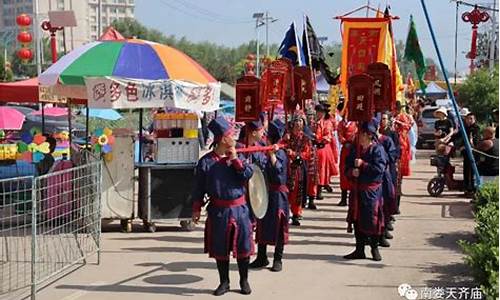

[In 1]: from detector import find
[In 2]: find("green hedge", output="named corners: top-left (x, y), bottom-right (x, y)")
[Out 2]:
top-left (459, 182), bottom-right (499, 300)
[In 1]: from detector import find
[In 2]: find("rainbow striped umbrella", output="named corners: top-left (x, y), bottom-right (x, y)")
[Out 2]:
top-left (39, 39), bottom-right (216, 86)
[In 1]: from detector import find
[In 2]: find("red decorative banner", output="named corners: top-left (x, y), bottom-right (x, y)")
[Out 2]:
top-left (346, 28), bottom-right (381, 80)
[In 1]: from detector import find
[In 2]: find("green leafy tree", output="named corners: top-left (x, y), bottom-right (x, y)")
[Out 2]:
top-left (458, 67), bottom-right (499, 122)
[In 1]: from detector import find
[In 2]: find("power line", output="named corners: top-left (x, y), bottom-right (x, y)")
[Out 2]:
top-left (171, 0), bottom-right (250, 22)
top-left (158, 0), bottom-right (253, 24)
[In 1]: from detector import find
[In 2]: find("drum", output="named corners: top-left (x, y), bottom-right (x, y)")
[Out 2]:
top-left (248, 164), bottom-right (269, 219)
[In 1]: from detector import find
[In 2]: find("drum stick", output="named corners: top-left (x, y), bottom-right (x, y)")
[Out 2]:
top-left (236, 144), bottom-right (285, 154)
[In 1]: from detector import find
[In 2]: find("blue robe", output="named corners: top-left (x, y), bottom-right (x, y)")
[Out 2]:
top-left (378, 135), bottom-right (398, 222)
top-left (191, 152), bottom-right (254, 260)
top-left (346, 142), bottom-right (387, 236)
top-left (256, 149), bottom-right (289, 245)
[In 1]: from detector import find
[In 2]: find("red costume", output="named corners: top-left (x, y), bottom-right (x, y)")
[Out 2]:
top-left (394, 113), bottom-right (413, 177)
top-left (330, 118), bottom-right (340, 176)
top-left (315, 117), bottom-right (337, 186)
top-left (286, 131), bottom-right (311, 217)
top-left (338, 120), bottom-right (358, 191)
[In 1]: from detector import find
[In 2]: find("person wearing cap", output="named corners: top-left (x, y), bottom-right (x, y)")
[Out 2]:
top-left (314, 103), bottom-right (337, 201)
top-left (191, 116), bottom-right (255, 296)
top-left (250, 119), bottom-right (289, 272)
top-left (284, 111), bottom-right (312, 226)
top-left (344, 120), bottom-right (388, 261)
top-left (377, 116), bottom-right (399, 247)
top-left (303, 113), bottom-right (320, 210)
top-left (337, 102), bottom-right (358, 207)
top-left (379, 112), bottom-right (401, 216)
top-left (236, 119), bottom-right (268, 171)
top-left (433, 106), bottom-right (455, 144)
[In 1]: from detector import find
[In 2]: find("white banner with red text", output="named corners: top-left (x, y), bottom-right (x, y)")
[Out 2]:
top-left (84, 77), bottom-right (221, 111)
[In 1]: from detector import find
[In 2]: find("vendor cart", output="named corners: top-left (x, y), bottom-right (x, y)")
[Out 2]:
top-left (136, 111), bottom-right (199, 232)
top-left (137, 162), bottom-right (196, 232)
top-left (100, 132), bottom-right (136, 232)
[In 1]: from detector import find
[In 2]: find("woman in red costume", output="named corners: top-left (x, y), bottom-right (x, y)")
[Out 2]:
top-left (314, 104), bottom-right (337, 200)
top-left (284, 112), bottom-right (311, 226)
top-left (393, 101), bottom-right (413, 177)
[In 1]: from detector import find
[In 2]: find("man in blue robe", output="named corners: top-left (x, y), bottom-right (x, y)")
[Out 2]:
top-left (250, 119), bottom-right (289, 272)
top-left (344, 120), bottom-right (387, 261)
top-left (378, 125), bottom-right (398, 248)
top-left (191, 117), bottom-right (254, 296)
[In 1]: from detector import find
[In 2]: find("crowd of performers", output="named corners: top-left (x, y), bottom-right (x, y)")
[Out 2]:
top-left (190, 100), bottom-right (414, 296)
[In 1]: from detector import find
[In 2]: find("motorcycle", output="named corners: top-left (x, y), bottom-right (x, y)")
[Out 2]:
top-left (427, 145), bottom-right (464, 197)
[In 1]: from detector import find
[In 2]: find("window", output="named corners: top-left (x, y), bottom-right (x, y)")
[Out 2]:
top-left (91, 25), bottom-right (97, 32)
top-left (118, 7), bottom-right (125, 13)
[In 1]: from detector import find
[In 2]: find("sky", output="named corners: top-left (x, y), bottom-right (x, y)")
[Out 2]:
top-left (135, 0), bottom-right (498, 74)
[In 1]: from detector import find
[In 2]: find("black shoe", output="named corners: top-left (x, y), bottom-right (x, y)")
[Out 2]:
top-left (239, 280), bottom-right (252, 295)
top-left (337, 199), bottom-right (347, 206)
top-left (385, 231), bottom-right (393, 239)
top-left (343, 249), bottom-right (366, 260)
top-left (297, 215), bottom-right (303, 220)
top-left (291, 216), bottom-right (301, 226)
top-left (249, 257), bottom-right (269, 269)
top-left (308, 203), bottom-right (317, 210)
top-left (394, 208), bottom-right (401, 215)
top-left (316, 190), bottom-right (324, 200)
top-left (324, 185), bottom-right (333, 193)
top-left (371, 248), bottom-right (382, 261)
top-left (213, 282), bottom-right (230, 296)
top-left (390, 215), bottom-right (395, 222)
top-left (379, 237), bottom-right (391, 247)
top-left (386, 222), bottom-right (394, 231)
top-left (270, 260), bottom-right (282, 272)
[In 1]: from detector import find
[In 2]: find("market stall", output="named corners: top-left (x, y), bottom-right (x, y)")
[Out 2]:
top-left (38, 38), bottom-right (221, 232)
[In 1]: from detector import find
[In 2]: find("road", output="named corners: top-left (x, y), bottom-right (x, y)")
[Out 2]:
top-left (31, 154), bottom-right (477, 300)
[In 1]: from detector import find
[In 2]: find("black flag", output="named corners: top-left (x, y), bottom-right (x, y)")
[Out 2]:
top-left (302, 15), bottom-right (338, 84)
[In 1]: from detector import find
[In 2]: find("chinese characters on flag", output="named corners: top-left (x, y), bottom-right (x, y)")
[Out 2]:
top-left (347, 28), bottom-right (381, 79)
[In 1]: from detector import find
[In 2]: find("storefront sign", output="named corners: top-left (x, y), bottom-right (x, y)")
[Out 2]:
top-left (84, 77), bottom-right (221, 111)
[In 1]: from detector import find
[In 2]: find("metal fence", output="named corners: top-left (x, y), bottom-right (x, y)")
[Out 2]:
top-left (0, 160), bottom-right (102, 300)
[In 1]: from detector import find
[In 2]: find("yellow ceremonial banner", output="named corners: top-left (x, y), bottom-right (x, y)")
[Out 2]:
top-left (340, 18), bottom-right (402, 112)
top-left (327, 85), bottom-right (340, 116)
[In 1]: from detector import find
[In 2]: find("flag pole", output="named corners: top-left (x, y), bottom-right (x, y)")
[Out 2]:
top-left (419, 0), bottom-right (482, 188)
top-left (303, 15), bottom-right (317, 102)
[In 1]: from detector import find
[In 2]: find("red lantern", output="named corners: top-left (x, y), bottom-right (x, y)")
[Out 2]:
top-left (347, 74), bottom-right (375, 122)
top-left (17, 48), bottom-right (33, 62)
top-left (293, 66), bottom-right (314, 103)
top-left (17, 31), bottom-right (32, 45)
top-left (261, 58), bottom-right (292, 110)
top-left (16, 14), bottom-right (32, 27)
top-left (367, 62), bottom-right (393, 112)
top-left (235, 75), bottom-right (261, 122)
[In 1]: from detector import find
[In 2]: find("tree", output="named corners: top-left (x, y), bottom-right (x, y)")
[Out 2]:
top-left (457, 66), bottom-right (499, 122)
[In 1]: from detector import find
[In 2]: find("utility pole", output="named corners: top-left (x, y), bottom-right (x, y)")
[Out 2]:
top-left (489, 0), bottom-right (497, 70)
top-left (263, 11), bottom-right (277, 57)
top-left (253, 11), bottom-right (277, 76)
top-left (252, 13), bottom-right (264, 76)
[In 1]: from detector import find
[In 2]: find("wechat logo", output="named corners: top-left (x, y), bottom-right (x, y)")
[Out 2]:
top-left (398, 283), bottom-right (419, 300)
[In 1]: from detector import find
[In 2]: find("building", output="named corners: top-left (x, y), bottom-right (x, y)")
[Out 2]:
top-left (0, 0), bottom-right (135, 52)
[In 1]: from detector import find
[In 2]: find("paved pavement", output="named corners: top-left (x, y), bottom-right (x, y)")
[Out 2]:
top-left (31, 154), bottom-right (477, 300)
